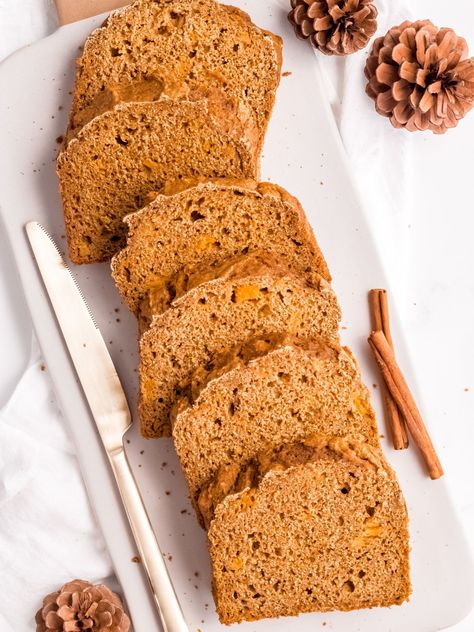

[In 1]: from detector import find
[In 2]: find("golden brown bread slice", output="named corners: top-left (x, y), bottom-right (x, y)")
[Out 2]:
top-left (57, 91), bottom-right (259, 264)
top-left (139, 261), bottom-right (341, 438)
top-left (172, 334), bottom-right (380, 511)
top-left (67, 0), bottom-right (282, 145)
top-left (111, 180), bottom-right (331, 327)
top-left (206, 434), bottom-right (411, 623)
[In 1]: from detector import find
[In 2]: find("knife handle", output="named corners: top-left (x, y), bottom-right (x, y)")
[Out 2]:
top-left (108, 449), bottom-right (189, 632)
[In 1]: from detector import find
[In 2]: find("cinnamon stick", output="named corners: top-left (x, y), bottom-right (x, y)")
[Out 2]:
top-left (368, 330), bottom-right (443, 480)
top-left (368, 289), bottom-right (408, 449)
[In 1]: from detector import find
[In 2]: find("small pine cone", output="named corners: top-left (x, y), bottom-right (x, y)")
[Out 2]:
top-left (365, 20), bottom-right (474, 133)
top-left (288, 0), bottom-right (378, 56)
top-left (35, 580), bottom-right (130, 632)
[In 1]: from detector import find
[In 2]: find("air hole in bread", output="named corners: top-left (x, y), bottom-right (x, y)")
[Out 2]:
top-left (343, 580), bottom-right (355, 593)
top-left (190, 210), bottom-right (205, 221)
top-left (340, 486), bottom-right (350, 494)
top-left (115, 135), bottom-right (128, 146)
top-left (358, 570), bottom-right (366, 578)
top-left (110, 47), bottom-right (121, 57)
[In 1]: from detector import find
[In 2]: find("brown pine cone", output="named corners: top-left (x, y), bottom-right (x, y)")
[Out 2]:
top-left (35, 580), bottom-right (130, 632)
top-left (365, 20), bottom-right (474, 133)
top-left (288, 0), bottom-right (378, 56)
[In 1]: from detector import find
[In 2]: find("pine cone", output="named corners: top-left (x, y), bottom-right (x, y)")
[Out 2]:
top-left (35, 580), bottom-right (130, 632)
top-left (365, 20), bottom-right (474, 133)
top-left (288, 0), bottom-right (378, 56)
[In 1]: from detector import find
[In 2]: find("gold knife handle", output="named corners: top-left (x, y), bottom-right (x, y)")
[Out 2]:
top-left (109, 449), bottom-right (189, 632)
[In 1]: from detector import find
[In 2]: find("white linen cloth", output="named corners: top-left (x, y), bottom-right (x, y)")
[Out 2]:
top-left (0, 338), bottom-right (114, 632)
top-left (0, 1), bottom-right (472, 631)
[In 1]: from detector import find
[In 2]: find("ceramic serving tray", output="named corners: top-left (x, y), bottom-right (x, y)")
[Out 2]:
top-left (0, 1), bottom-right (473, 630)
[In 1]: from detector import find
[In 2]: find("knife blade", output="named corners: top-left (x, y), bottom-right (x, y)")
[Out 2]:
top-left (25, 221), bottom-right (189, 632)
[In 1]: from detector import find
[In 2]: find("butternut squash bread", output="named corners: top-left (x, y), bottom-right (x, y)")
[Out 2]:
top-left (67, 0), bottom-right (282, 146)
top-left (57, 92), bottom-right (259, 264)
top-left (207, 434), bottom-right (411, 623)
top-left (111, 179), bottom-right (331, 328)
top-left (172, 335), bottom-right (380, 513)
top-left (139, 262), bottom-right (340, 438)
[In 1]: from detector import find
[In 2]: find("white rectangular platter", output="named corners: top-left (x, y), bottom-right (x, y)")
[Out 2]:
top-left (0, 1), bottom-right (473, 631)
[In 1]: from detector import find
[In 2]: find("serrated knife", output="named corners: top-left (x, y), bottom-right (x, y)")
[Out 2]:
top-left (25, 221), bottom-right (189, 632)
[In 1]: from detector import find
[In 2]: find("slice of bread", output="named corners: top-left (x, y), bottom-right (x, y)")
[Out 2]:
top-left (139, 263), bottom-right (340, 438)
top-left (111, 180), bottom-right (331, 325)
top-left (172, 335), bottom-right (380, 510)
top-left (206, 434), bottom-right (411, 623)
top-left (67, 0), bottom-right (282, 145)
top-left (57, 91), bottom-right (259, 264)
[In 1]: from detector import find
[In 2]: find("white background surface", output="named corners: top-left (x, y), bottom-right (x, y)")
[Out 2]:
top-left (0, 0), bottom-right (473, 630)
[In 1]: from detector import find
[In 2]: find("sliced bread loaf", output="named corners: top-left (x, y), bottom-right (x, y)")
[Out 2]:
top-left (135, 251), bottom-right (302, 335)
top-left (172, 335), bottom-right (380, 509)
top-left (111, 180), bottom-right (331, 324)
top-left (57, 91), bottom-right (259, 264)
top-left (206, 434), bottom-right (411, 623)
top-left (67, 0), bottom-right (282, 144)
top-left (139, 262), bottom-right (340, 438)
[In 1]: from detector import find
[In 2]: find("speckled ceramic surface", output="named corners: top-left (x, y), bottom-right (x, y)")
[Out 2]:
top-left (0, 2), bottom-right (473, 631)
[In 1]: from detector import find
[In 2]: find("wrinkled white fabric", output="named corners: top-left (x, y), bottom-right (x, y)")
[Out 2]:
top-left (0, 337), bottom-right (113, 632)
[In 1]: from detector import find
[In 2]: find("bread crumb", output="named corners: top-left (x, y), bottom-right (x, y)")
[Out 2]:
top-left (282, 71), bottom-right (292, 77)
top-left (40, 364), bottom-right (46, 372)
top-left (372, 383), bottom-right (377, 388)
top-left (56, 136), bottom-right (64, 144)
top-left (194, 571), bottom-right (200, 577)
top-left (165, 490), bottom-right (171, 495)
top-left (131, 556), bottom-right (141, 563)
top-left (181, 509), bottom-right (187, 514)
top-left (168, 554), bottom-right (173, 561)
top-left (464, 388), bottom-right (470, 392)
top-left (126, 439), bottom-right (130, 444)
top-left (140, 450), bottom-right (145, 454)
